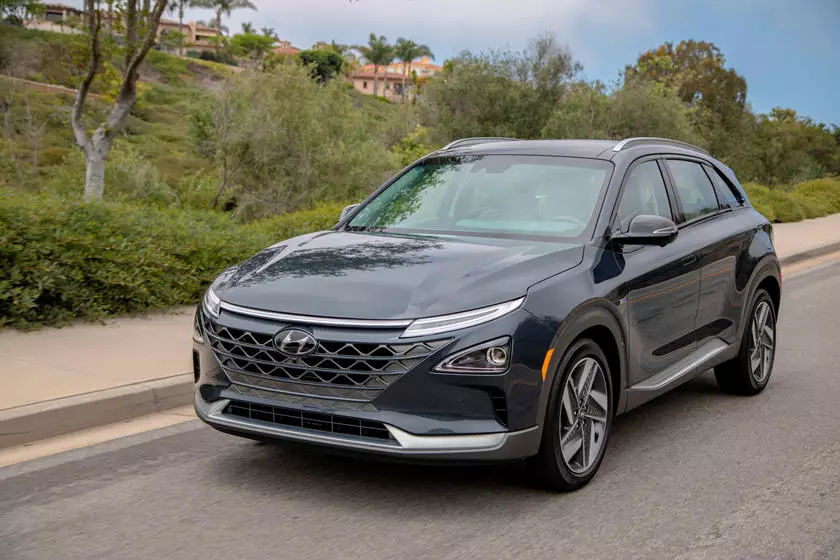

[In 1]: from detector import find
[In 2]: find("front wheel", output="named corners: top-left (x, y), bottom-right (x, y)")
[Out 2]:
top-left (528, 339), bottom-right (614, 492)
top-left (714, 288), bottom-right (777, 395)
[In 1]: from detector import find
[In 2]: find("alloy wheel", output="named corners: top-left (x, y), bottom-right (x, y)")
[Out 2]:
top-left (749, 301), bottom-right (775, 383)
top-left (558, 357), bottom-right (609, 474)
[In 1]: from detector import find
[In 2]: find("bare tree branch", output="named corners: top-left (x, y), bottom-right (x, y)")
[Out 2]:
top-left (101, 0), bottom-right (169, 142)
top-left (72, 0), bottom-right (101, 153)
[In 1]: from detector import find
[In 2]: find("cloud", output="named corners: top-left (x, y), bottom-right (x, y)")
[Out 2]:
top-left (183, 0), bottom-right (655, 60)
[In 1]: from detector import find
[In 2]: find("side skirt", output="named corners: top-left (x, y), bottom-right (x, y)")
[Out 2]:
top-left (624, 339), bottom-right (736, 410)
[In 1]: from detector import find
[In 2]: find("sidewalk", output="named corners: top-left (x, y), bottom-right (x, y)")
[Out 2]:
top-left (2, 213), bottom-right (840, 448)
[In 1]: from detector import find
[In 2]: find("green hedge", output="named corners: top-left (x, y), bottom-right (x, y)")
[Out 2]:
top-left (744, 178), bottom-right (840, 223)
top-left (3, 178), bottom-right (840, 329)
top-left (0, 190), bottom-right (342, 328)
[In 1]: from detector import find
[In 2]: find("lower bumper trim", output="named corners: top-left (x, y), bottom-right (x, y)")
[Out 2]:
top-left (195, 395), bottom-right (540, 460)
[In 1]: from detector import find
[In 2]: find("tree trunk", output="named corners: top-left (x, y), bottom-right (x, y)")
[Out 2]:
top-left (178, 2), bottom-right (184, 57)
top-left (373, 65), bottom-right (379, 97)
top-left (215, 10), bottom-right (222, 53)
top-left (407, 62), bottom-right (413, 102)
top-left (84, 145), bottom-right (108, 201)
top-left (401, 61), bottom-right (407, 102)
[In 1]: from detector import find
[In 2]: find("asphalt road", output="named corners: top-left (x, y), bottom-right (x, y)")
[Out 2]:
top-left (3, 260), bottom-right (840, 560)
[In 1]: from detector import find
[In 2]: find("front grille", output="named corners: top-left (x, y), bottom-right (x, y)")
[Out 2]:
top-left (203, 315), bottom-right (449, 406)
top-left (225, 400), bottom-right (393, 441)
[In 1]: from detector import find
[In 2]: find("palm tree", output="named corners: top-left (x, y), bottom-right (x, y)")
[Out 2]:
top-left (261, 27), bottom-right (276, 39)
top-left (394, 38), bottom-right (434, 102)
top-left (191, 0), bottom-right (257, 51)
top-left (241, 22), bottom-right (254, 34)
top-left (168, 0), bottom-right (187, 56)
top-left (356, 33), bottom-right (394, 97)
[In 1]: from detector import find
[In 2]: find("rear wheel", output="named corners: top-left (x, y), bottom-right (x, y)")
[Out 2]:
top-left (528, 339), bottom-right (614, 492)
top-left (715, 289), bottom-right (776, 395)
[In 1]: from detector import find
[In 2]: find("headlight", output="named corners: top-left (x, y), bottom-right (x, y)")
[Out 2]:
top-left (401, 297), bottom-right (525, 338)
top-left (433, 337), bottom-right (511, 373)
top-left (202, 286), bottom-right (221, 318)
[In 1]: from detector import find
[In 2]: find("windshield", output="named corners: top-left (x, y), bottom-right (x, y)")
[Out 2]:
top-left (347, 155), bottom-right (612, 240)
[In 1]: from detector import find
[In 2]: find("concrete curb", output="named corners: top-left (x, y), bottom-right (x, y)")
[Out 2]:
top-left (0, 374), bottom-right (193, 449)
top-left (779, 241), bottom-right (840, 267)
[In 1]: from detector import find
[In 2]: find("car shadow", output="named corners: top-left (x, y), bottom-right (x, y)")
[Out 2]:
top-left (210, 371), bottom-right (739, 512)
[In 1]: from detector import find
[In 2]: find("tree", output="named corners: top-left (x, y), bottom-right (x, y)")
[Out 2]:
top-left (422, 35), bottom-right (579, 140)
top-left (231, 31), bottom-right (274, 70)
top-left (167, 0), bottom-right (187, 56)
top-left (241, 21), bottom-right (253, 33)
top-left (190, 0), bottom-right (256, 52)
top-left (72, 0), bottom-right (170, 201)
top-left (298, 49), bottom-right (344, 84)
top-left (0, 0), bottom-right (44, 24)
top-left (394, 38), bottom-right (433, 102)
top-left (624, 40), bottom-right (748, 157)
top-left (356, 33), bottom-right (394, 97)
top-left (261, 26), bottom-right (275, 39)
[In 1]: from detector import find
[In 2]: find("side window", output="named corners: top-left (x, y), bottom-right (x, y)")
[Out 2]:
top-left (616, 161), bottom-right (672, 232)
top-left (704, 164), bottom-right (742, 209)
top-left (667, 160), bottom-right (720, 220)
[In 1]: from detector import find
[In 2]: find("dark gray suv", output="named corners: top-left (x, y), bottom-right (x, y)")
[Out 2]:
top-left (193, 137), bottom-right (781, 491)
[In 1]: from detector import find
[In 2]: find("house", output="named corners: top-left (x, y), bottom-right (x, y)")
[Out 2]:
top-left (351, 56), bottom-right (443, 102)
top-left (25, 8), bottom-right (218, 54)
top-left (272, 40), bottom-right (301, 57)
top-left (24, 4), bottom-right (82, 33)
top-left (156, 19), bottom-right (218, 53)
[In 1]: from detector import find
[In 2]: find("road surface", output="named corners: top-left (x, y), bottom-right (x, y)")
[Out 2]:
top-left (2, 260), bottom-right (840, 560)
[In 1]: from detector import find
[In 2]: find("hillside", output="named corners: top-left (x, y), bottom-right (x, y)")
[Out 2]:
top-left (0, 25), bottom-right (234, 186)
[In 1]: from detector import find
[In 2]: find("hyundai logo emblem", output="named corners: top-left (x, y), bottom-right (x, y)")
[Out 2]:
top-left (274, 328), bottom-right (318, 356)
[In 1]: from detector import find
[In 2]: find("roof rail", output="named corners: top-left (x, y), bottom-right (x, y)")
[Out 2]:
top-left (611, 137), bottom-right (709, 155)
top-left (439, 137), bottom-right (519, 151)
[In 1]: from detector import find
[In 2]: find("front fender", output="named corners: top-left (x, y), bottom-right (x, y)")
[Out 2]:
top-left (534, 300), bottom-right (628, 423)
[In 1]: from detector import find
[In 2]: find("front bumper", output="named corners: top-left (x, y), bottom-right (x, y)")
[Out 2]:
top-left (195, 392), bottom-right (541, 461)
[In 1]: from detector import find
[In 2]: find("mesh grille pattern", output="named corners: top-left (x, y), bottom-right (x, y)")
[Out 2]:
top-left (203, 315), bottom-right (448, 404)
top-left (225, 400), bottom-right (393, 441)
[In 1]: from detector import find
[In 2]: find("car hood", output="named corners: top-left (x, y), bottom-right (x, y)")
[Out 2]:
top-left (215, 231), bottom-right (584, 320)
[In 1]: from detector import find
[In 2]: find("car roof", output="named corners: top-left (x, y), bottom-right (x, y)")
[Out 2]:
top-left (442, 139), bottom-right (619, 159)
top-left (436, 138), bottom-right (712, 162)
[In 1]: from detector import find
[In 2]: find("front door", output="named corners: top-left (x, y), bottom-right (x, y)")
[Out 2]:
top-left (613, 159), bottom-right (700, 385)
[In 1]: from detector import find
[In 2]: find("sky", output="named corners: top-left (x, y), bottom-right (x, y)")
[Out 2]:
top-left (69, 0), bottom-right (840, 125)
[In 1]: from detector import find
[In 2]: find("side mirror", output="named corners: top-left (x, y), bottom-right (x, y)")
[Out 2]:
top-left (611, 215), bottom-right (678, 247)
top-left (338, 203), bottom-right (360, 224)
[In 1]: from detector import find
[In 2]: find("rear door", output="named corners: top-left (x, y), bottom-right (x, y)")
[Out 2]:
top-left (663, 158), bottom-right (749, 349)
top-left (613, 158), bottom-right (700, 385)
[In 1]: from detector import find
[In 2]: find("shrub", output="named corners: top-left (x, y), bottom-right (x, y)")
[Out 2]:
top-left (744, 178), bottom-right (840, 222)
top-left (0, 189), bottom-right (344, 328)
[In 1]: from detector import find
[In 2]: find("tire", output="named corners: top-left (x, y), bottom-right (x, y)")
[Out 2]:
top-left (714, 288), bottom-right (777, 396)
top-left (528, 338), bottom-right (614, 492)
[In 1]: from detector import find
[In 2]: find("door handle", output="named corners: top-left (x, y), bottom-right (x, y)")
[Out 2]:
top-left (681, 255), bottom-right (698, 266)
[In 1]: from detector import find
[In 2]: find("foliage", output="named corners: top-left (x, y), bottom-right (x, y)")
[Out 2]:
top-left (298, 48), bottom-right (344, 84)
top-left (421, 35), bottom-right (579, 141)
top-left (189, 64), bottom-right (399, 219)
top-left (743, 178), bottom-right (840, 223)
top-left (0, 0), bottom-right (43, 24)
top-left (230, 31), bottom-right (273, 69)
top-left (390, 125), bottom-right (435, 167)
top-left (0, 186), bottom-right (348, 328)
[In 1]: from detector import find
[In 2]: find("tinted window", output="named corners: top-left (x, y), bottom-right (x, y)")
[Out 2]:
top-left (616, 161), bottom-right (672, 232)
top-left (704, 165), bottom-right (741, 209)
top-left (667, 160), bottom-right (720, 220)
top-left (349, 155), bottom-right (612, 240)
